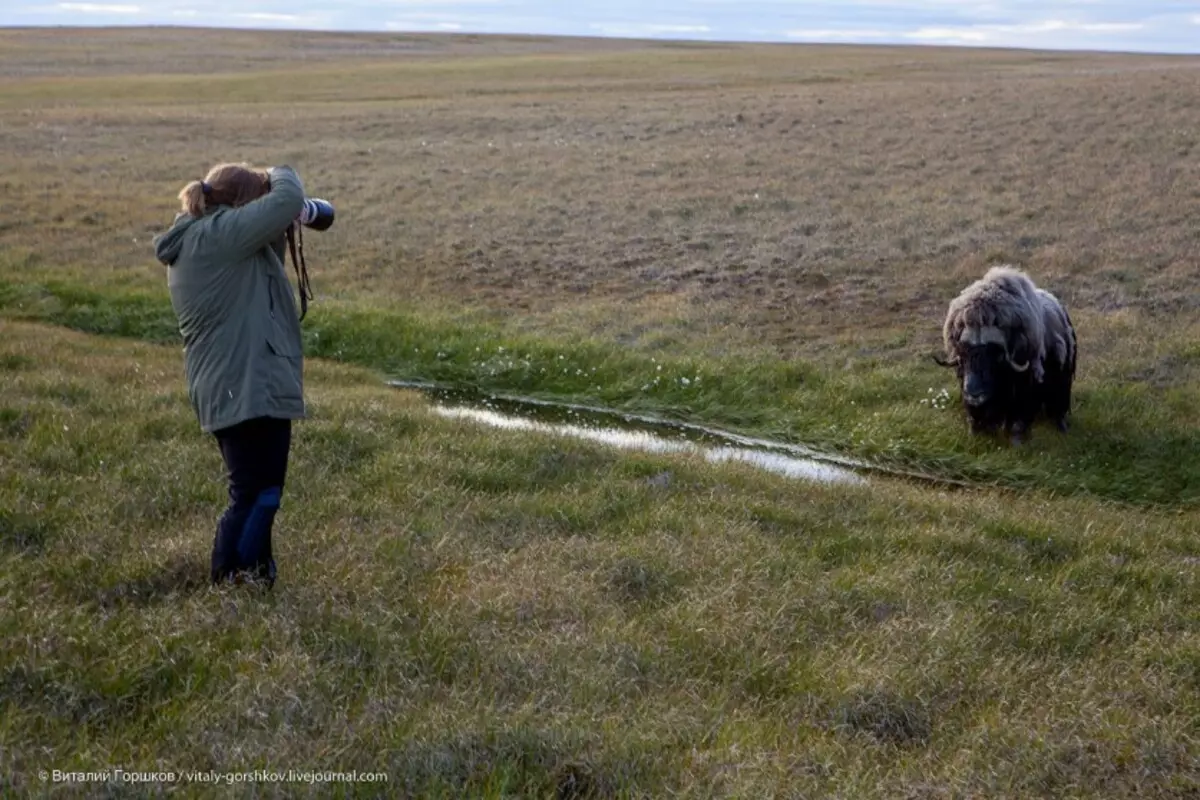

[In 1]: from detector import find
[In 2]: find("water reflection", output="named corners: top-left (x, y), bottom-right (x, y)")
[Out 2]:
top-left (430, 405), bottom-right (866, 486)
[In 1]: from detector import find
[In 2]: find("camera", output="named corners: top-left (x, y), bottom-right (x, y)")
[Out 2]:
top-left (297, 198), bottom-right (335, 231)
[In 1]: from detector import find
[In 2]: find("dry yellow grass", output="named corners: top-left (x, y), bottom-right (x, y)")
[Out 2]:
top-left (1, 28), bottom-right (1198, 361)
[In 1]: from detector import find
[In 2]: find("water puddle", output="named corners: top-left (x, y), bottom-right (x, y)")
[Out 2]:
top-left (389, 380), bottom-right (868, 486)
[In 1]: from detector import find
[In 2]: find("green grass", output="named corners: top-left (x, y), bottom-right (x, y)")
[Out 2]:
top-left (3, 319), bottom-right (1200, 798)
top-left (1, 274), bottom-right (1196, 509)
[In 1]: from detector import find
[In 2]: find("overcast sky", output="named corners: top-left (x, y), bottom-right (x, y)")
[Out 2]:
top-left (5, 1), bottom-right (1200, 54)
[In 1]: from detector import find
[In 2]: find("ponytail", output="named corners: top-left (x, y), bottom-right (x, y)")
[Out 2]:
top-left (178, 180), bottom-right (208, 218)
top-left (178, 164), bottom-right (265, 216)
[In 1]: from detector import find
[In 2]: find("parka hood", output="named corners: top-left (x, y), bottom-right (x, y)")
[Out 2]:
top-left (153, 212), bottom-right (196, 266)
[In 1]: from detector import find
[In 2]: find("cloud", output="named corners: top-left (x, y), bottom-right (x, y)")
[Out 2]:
top-left (234, 12), bottom-right (304, 22)
top-left (382, 10), bottom-right (468, 21)
top-left (907, 26), bottom-right (989, 42)
top-left (903, 18), bottom-right (1145, 44)
top-left (785, 27), bottom-right (893, 41)
top-left (56, 2), bottom-right (141, 12)
top-left (383, 0), bottom-right (503, 4)
top-left (588, 22), bottom-right (713, 37)
top-left (226, 8), bottom-right (339, 26)
top-left (384, 19), bottom-right (466, 31)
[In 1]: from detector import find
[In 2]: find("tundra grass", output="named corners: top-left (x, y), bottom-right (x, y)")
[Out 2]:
top-left (3, 319), bottom-right (1200, 799)
top-left (0, 274), bottom-right (1196, 509)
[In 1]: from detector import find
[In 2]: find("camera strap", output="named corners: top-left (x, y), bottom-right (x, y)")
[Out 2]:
top-left (285, 222), bottom-right (314, 321)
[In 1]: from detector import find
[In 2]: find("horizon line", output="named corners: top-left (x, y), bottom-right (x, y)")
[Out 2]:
top-left (3, 23), bottom-right (1200, 58)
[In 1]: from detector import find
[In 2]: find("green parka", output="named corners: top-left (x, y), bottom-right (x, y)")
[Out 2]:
top-left (153, 166), bottom-right (308, 434)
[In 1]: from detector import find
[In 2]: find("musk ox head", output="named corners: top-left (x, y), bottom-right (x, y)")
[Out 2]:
top-left (935, 265), bottom-right (1047, 436)
top-left (937, 325), bottom-right (1033, 429)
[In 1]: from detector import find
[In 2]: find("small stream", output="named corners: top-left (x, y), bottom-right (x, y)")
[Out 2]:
top-left (389, 380), bottom-right (869, 486)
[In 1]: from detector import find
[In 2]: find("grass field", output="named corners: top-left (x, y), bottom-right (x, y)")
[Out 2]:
top-left (2, 25), bottom-right (1200, 797)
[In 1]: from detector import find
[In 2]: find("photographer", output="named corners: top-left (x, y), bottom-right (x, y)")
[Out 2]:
top-left (153, 162), bottom-right (329, 589)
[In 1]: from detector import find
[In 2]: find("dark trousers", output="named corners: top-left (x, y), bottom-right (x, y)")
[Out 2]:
top-left (210, 416), bottom-right (292, 585)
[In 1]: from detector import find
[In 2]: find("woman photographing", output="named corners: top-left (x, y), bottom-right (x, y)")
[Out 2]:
top-left (153, 162), bottom-right (333, 589)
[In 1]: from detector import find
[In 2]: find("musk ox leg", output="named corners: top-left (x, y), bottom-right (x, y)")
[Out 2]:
top-left (968, 414), bottom-right (996, 435)
top-left (1006, 381), bottom-right (1039, 445)
top-left (964, 397), bottom-right (1003, 436)
top-left (965, 403), bottom-right (984, 434)
top-left (1043, 366), bottom-right (1073, 433)
top-left (1008, 413), bottom-right (1036, 445)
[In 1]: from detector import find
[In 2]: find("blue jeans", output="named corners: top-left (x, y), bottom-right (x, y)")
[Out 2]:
top-left (210, 416), bottom-right (291, 585)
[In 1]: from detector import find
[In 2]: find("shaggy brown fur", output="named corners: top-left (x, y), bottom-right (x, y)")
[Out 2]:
top-left (942, 265), bottom-right (1046, 379)
top-left (939, 265), bottom-right (1076, 441)
top-left (1032, 286), bottom-right (1078, 432)
top-left (1035, 287), bottom-right (1076, 375)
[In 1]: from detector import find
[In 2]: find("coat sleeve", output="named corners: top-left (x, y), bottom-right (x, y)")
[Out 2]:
top-left (216, 166), bottom-right (306, 258)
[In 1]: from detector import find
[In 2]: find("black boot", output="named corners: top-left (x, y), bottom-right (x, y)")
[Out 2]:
top-left (236, 486), bottom-right (281, 589)
top-left (211, 503), bottom-right (252, 584)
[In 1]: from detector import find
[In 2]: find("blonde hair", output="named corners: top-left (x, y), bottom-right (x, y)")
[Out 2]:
top-left (178, 162), bottom-right (271, 217)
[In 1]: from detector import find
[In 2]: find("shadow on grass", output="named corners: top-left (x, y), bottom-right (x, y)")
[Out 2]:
top-left (0, 510), bottom-right (53, 553)
top-left (1044, 422), bottom-right (1199, 507)
top-left (831, 689), bottom-right (933, 747)
top-left (388, 729), bottom-right (662, 799)
top-left (603, 557), bottom-right (682, 609)
top-left (67, 553), bottom-right (211, 609)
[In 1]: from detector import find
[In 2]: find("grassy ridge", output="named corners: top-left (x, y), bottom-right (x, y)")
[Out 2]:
top-left (1, 275), bottom-right (1196, 508)
top-left (4, 319), bottom-right (1200, 798)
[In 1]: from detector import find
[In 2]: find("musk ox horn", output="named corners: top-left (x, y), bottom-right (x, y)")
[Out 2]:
top-left (933, 353), bottom-right (958, 367)
top-left (1006, 354), bottom-right (1030, 372)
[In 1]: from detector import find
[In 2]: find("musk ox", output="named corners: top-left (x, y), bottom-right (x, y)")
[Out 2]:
top-left (936, 265), bottom-right (1077, 442)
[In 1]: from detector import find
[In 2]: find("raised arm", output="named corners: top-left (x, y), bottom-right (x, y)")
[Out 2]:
top-left (215, 166), bottom-right (306, 257)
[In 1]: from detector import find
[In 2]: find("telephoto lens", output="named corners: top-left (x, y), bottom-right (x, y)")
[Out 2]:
top-left (298, 198), bottom-right (335, 231)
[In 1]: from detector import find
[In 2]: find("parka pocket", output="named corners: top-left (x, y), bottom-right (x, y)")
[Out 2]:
top-left (265, 336), bottom-right (304, 401)
top-left (266, 336), bottom-right (303, 358)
